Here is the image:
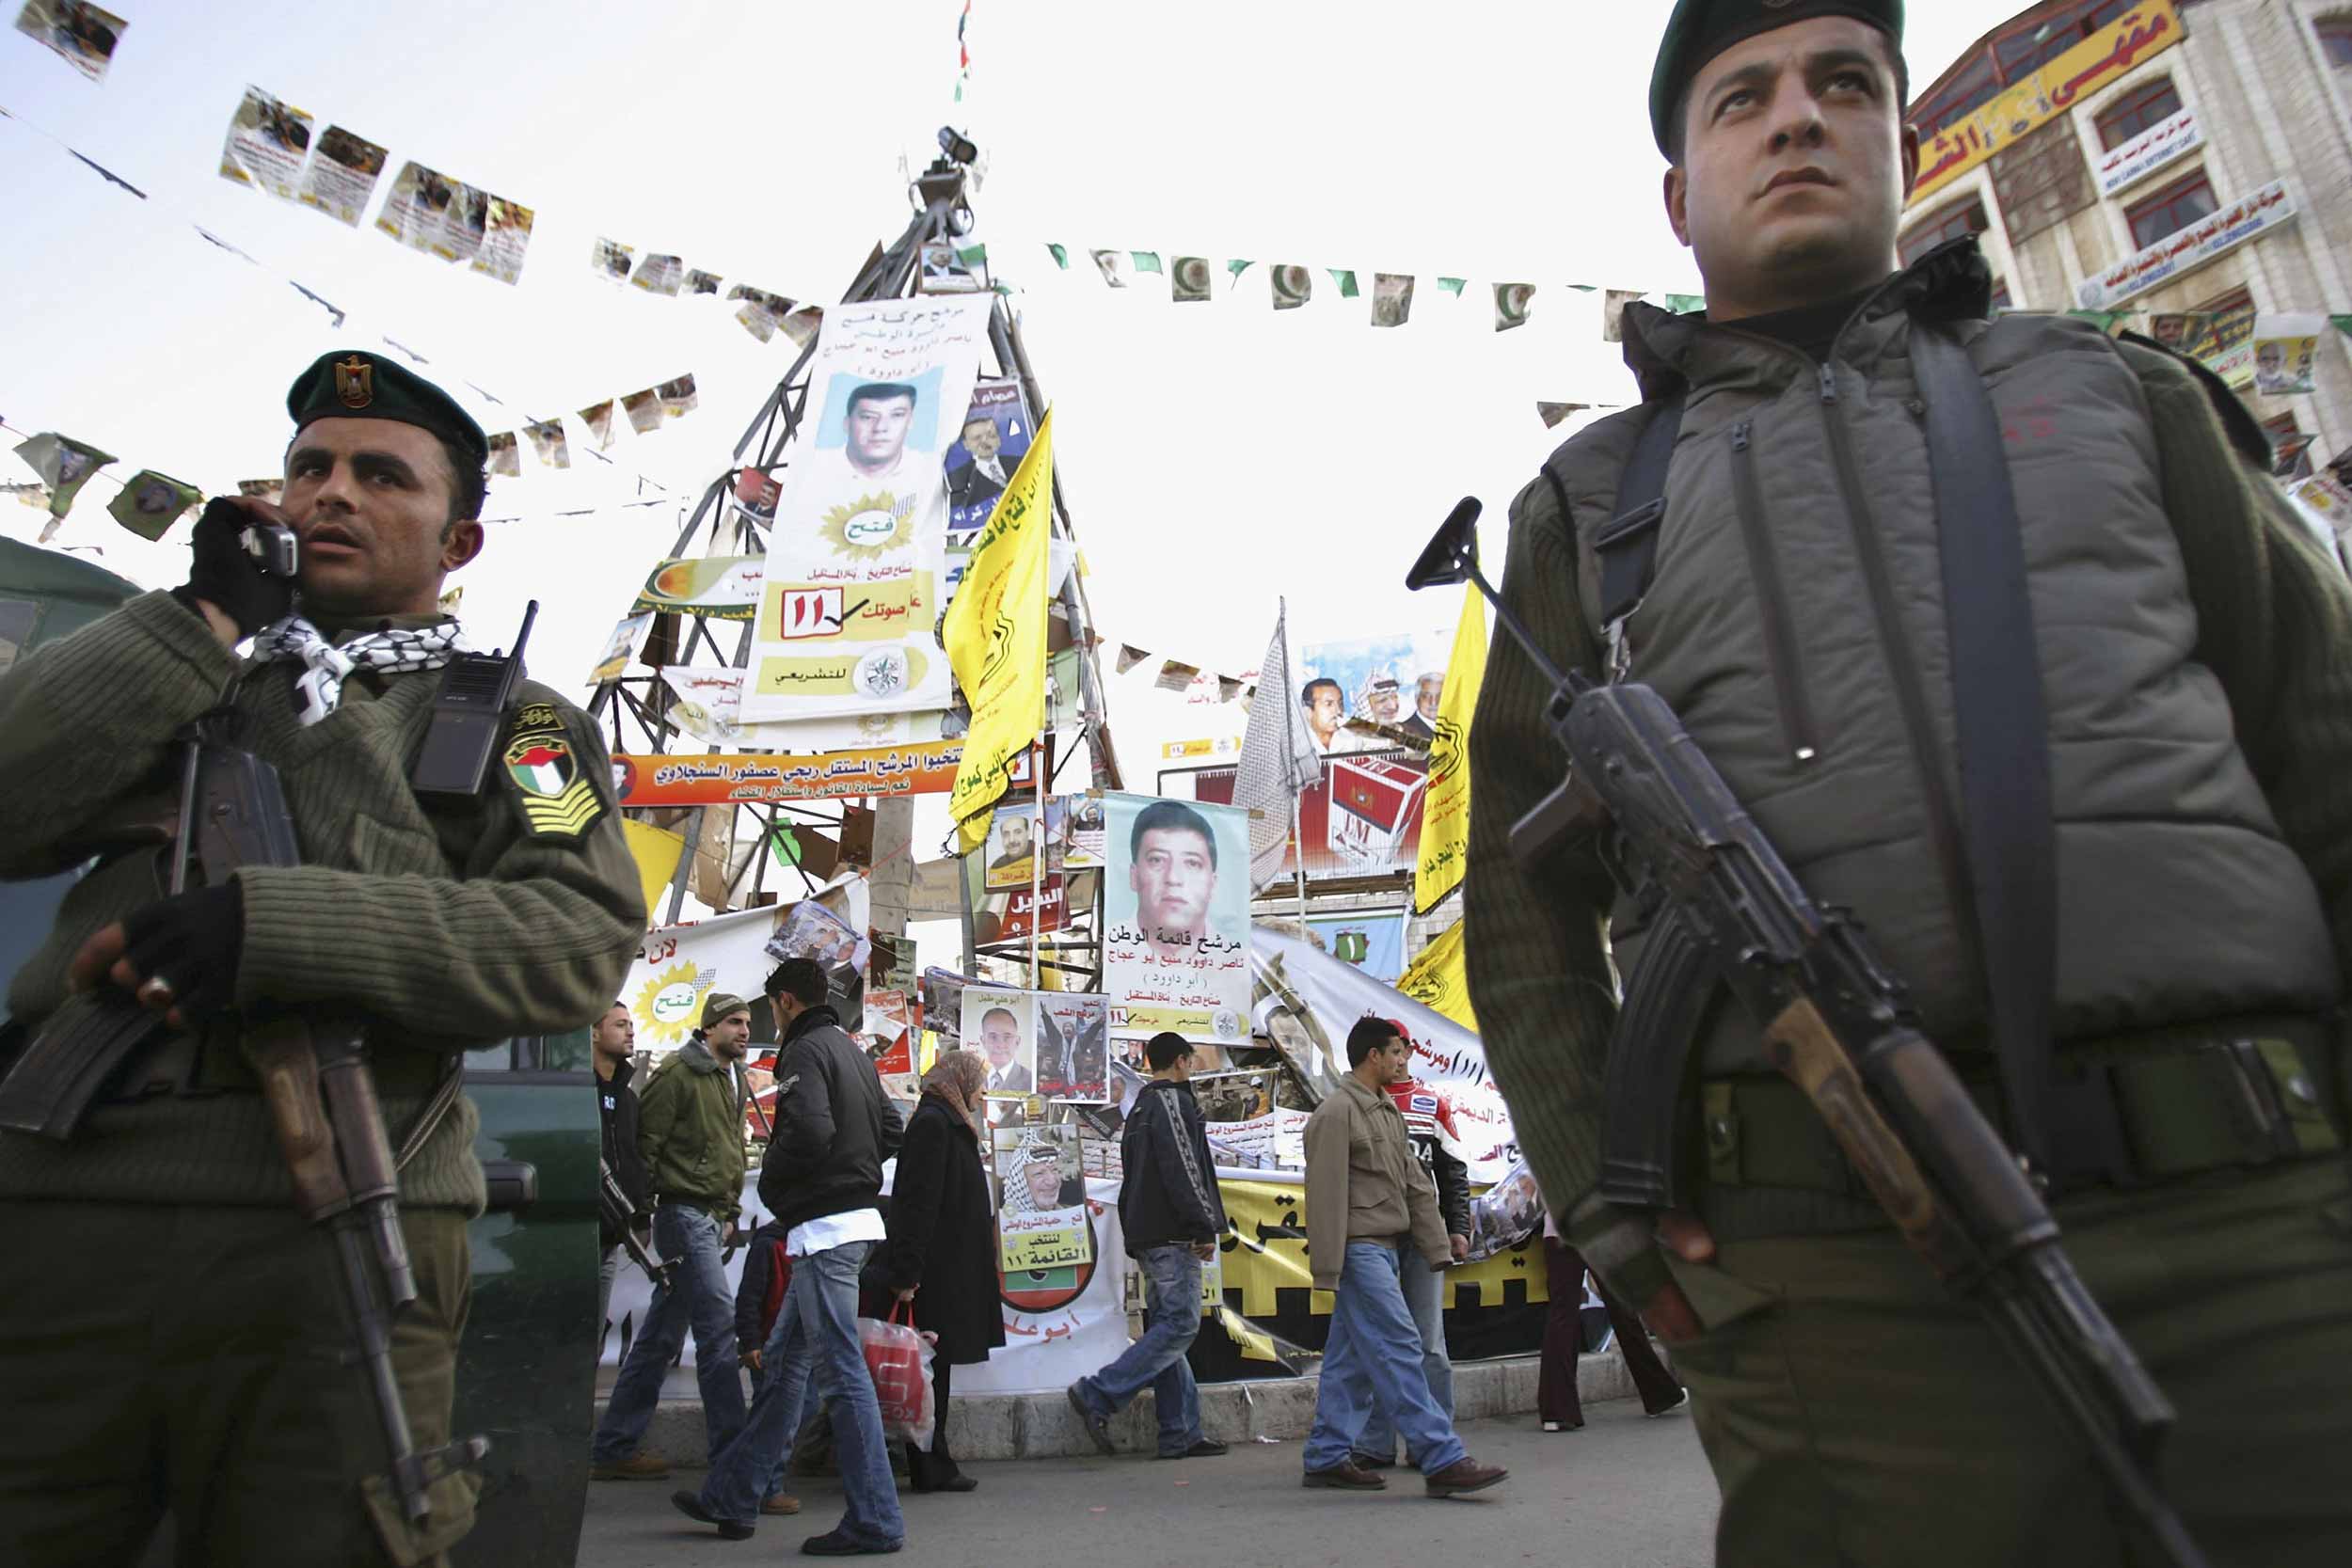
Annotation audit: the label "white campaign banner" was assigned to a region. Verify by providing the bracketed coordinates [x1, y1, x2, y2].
[599, 1169, 1131, 1401]
[741, 296, 993, 721]
[1250, 923, 1518, 1183]
[621, 907, 780, 1055]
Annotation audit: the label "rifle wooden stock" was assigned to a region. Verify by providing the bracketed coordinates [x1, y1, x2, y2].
[245, 1017, 349, 1224]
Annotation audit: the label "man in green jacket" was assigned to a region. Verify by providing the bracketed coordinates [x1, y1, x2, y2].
[590, 991, 752, 1480]
[1463, 4, 2352, 1565]
[0, 351, 644, 1567]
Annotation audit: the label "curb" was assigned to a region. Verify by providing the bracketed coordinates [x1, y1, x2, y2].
[596, 1349, 1658, 1465]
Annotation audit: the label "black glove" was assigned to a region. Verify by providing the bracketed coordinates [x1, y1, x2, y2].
[119, 882, 246, 1023]
[176, 498, 294, 637]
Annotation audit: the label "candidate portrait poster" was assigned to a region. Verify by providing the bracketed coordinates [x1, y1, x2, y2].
[1102, 793, 1250, 1045]
[961, 986, 1038, 1101]
[742, 295, 993, 721]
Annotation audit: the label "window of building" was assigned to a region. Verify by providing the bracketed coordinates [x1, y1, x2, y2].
[2124, 169, 2217, 248]
[2095, 77, 2184, 149]
[1994, 115, 2096, 243]
[1994, 1, 2137, 78]
[2319, 17, 2352, 71]
[1914, 54, 2001, 137]
[1899, 198, 1991, 268]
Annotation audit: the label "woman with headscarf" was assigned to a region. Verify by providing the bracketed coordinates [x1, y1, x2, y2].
[876, 1049, 1003, 1492]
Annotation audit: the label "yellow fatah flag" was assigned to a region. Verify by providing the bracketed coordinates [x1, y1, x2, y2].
[621, 818, 687, 926]
[1397, 921, 1478, 1033]
[1412, 587, 1487, 913]
[946, 409, 1055, 854]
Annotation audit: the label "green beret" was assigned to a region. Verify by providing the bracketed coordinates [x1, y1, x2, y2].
[285, 349, 489, 465]
[702, 991, 751, 1028]
[1650, 0, 1903, 157]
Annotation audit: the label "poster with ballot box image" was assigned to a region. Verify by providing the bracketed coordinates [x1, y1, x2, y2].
[993, 1124, 1093, 1275]
[1102, 793, 1251, 1045]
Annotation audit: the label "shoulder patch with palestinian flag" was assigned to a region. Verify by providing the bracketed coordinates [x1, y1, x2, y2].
[502, 706, 606, 839]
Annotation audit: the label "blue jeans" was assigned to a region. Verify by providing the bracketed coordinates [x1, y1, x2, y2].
[1355, 1235, 1454, 1460]
[592, 1203, 743, 1462]
[702, 1240, 902, 1545]
[1303, 1242, 1466, 1476]
[1073, 1244, 1204, 1454]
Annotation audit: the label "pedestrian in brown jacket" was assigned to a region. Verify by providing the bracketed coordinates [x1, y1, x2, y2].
[1298, 1018, 1505, 1499]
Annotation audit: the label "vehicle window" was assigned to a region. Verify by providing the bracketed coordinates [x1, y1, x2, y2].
[540, 1027, 593, 1073]
[464, 1040, 516, 1074]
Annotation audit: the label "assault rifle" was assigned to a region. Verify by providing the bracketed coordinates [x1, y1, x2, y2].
[1406, 499, 2208, 1568]
[599, 1159, 675, 1293]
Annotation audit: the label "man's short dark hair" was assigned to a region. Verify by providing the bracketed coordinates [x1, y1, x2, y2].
[1345, 1015, 1405, 1069]
[847, 381, 918, 415]
[1130, 799, 1217, 868]
[1664, 26, 1908, 166]
[1300, 677, 1341, 706]
[1145, 1031, 1193, 1071]
[766, 958, 828, 1007]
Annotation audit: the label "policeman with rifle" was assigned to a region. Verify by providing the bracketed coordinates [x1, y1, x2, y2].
[0, 353, 644, 1567]
[1455, 4, 2352, 1564]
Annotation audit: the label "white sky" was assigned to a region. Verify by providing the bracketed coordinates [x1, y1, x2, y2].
[1, 0, 2018, 940]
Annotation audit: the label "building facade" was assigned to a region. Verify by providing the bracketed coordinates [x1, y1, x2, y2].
[1901, 0, 2352, 495]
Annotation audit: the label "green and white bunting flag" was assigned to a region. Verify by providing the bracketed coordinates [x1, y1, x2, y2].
[1495, 282, 1534, 331]
[107, 469, 203, 540]
[1171, 255, 1212, 302]
[1436, 277, 1467, 297]
[1046, 242, 1069, 269]
[1089, 248, 1128, 288]
[1327, 269, 1359, 299]
[1226, 259, 1253, 279]
[1372, 273, 1414, 327]
[11, 432, 116, 520]
[1131, 250, 1164, 275]
[1272, 263, 1311, 310]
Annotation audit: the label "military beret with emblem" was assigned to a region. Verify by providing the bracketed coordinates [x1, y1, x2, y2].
[1650, 0, 1904, 157]
[285, 349, 490, 465]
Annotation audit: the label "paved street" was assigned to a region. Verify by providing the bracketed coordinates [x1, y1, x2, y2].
[576, 1402, 1719, 1567]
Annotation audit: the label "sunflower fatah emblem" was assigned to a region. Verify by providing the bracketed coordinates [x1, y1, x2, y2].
[633, 961, 711, 1050]
[818, 492, 914, 560]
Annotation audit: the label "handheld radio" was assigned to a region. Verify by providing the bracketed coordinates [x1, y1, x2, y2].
[412, 600, 538, 799]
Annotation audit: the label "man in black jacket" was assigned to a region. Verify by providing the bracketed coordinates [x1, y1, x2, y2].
[1066, 1032, 1229, 1461]
[677, 959, 905, 1555]
[594, 1002, 649, 1336]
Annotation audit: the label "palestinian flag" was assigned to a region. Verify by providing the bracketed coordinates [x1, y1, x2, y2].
[506, 736, 574, 795]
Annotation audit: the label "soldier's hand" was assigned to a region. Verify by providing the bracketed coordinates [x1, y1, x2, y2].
[182, 496, 296, 643]
[69, 883, 246, 1032]
[1569, 1196, 1715, 1344]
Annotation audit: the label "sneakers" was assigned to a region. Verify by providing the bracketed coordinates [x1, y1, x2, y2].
[670, 1489, 754, 1541]
[1348, 1450, 1399, 1470]
[802, 1528, 904, 1556]
[763, 1493, 802, 1516]
[590, 1449, 671, 1481]
[1424, 1457, 1509, 1498]
[1541, 1419, 1582, 1433]
[1302, 1461, 1387, 1490]
[1065, 1383, 1115, 1456]
[1153, 1439, 1230, 1460]
[1646, 1389, 1692, 1418]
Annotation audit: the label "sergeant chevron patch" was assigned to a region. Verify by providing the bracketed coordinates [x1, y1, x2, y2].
[520, 777, 605, 838]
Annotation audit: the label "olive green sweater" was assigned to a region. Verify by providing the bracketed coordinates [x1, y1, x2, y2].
[1464, 327, 2352, 1240]
[0, 591, 646, 1212]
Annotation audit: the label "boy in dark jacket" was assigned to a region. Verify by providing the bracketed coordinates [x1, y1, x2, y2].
[1066, 1032, 1230, 1461]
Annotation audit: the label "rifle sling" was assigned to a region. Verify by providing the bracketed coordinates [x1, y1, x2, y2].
[1911, 328, 2060, 1172]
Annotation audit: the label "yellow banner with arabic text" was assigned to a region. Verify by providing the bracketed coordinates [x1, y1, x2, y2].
[1413, 587, 1486, 914]
[1911, 1, 2179, 205]
[946, 411, 1054, 854]
[1396, 920, 1478, 1033]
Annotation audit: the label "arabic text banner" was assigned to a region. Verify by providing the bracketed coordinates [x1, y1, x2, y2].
[613, 741, 964, 806]
[742, 296, 994, 721]
[1104, 793, 1253, 1045]
[1912, 1, 2180, 205]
